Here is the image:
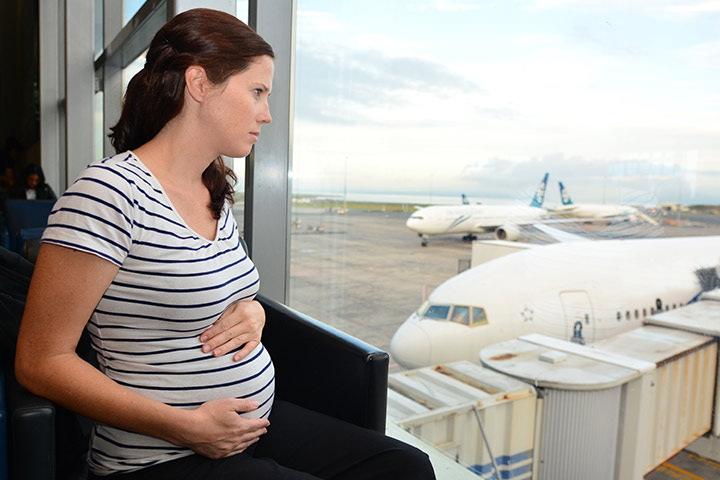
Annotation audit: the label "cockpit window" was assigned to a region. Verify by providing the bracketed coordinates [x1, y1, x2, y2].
[472, 307, 488, 326]
[410, 214, 423, 220]
[451, 306, 470, 325]
[424, 305, 450, 320]
[418, 302, 486, 325]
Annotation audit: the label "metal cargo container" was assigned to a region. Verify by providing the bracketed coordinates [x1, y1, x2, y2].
[388, 361, 537, 479]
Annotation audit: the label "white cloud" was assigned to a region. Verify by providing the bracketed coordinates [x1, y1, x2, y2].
[408, 0, 485, 12]
[296, 10, 345, 32]
[290, 1, 720, 205]
[682, 40, 720, 67]
[663, 0, 720, 16]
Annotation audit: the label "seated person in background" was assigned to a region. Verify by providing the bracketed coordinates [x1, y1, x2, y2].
[8, 164, 57, 200]
[15, 8, 435, 480]
[0, 135, 22, 189]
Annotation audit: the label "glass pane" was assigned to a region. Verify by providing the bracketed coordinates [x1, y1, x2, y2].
[450, 306, 470, 325]
[290, 1, 720, 363]
[123, 0, 145, 26]
[236, 1, 249, 23]
[121, 50, 146, 95]
[472, 307, 487, 326]
[423, 305, 450, 321]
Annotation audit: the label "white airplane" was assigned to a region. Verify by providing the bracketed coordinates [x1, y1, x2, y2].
[553, 181, 657, 225]
[389, 234, 720, 368]
[406, 173, 549, 246]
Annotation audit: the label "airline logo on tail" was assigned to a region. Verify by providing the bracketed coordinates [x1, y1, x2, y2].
[529, 173, 549, 208]
[558, 181, 573, 205]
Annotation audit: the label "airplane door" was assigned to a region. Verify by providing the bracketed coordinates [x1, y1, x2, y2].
[559, 290, 595, 344]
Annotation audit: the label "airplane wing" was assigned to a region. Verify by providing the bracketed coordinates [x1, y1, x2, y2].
[532, 223, 590, 242]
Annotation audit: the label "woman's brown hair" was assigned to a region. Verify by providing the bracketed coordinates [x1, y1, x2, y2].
[109, 8, 274, 219]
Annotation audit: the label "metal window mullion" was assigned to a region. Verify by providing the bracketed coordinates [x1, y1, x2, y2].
[246, 0, 296, 303]
[65, 0, 95, 186]
[39, 0, 64, 193]
[102, 0, 123, 157]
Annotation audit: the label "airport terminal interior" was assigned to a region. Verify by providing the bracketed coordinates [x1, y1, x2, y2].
[3, 1, 720, 479]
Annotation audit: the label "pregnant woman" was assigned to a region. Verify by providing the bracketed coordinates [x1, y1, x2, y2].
[15, 8, 435, 480]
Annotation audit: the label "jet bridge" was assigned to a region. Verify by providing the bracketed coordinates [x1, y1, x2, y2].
[389, 290, 720, 479]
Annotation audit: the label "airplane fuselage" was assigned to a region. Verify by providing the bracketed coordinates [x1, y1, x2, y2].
[390, 235, 720, 368]
[406, 204, 548, 236]
[553, 203, 639, 219]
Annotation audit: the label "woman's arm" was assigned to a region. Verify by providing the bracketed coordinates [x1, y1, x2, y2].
[15, 243, 269, 459]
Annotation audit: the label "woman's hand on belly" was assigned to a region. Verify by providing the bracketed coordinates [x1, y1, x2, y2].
[175, 397, 269, 459]
[200, 300, 265, 362]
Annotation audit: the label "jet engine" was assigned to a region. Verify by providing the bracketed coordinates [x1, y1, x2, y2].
[494, 224, 521, 241]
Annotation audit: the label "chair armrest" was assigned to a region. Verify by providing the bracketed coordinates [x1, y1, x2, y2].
[5, 371, 55, 480]
[258, 294, 388, 432]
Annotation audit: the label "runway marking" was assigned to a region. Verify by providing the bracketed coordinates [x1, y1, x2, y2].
[660, 462, 707, 480]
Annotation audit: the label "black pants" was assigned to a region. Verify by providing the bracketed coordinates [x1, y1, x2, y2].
[89, 400, 436, 480]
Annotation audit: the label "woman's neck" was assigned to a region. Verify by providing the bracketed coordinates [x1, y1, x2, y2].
[132, 118, 215, 191]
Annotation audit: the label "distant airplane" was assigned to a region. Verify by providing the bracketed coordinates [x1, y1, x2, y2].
[553, 181, 657, 225]
[389, 234, 720, 368]
[406, 173, 549, 246]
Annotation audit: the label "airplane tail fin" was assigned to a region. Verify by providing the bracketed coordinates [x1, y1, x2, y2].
[559, 181, 573, 205]
[529, 173, 549, 208]
[461, 194, 470, 205]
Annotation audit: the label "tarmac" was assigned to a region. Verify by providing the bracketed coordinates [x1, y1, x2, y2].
[286, 208, 720, 368]
[283, 206, 720, 479]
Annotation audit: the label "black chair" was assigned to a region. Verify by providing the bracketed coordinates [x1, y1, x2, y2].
[1, 248, 389, 480]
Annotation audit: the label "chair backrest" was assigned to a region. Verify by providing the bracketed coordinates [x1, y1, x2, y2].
[4, 200, 55, 232]
[3, 200, 55, 253]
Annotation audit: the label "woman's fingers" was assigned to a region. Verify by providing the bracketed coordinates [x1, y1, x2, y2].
[232, 340, 259, 362]
[200, 301, 265, 360]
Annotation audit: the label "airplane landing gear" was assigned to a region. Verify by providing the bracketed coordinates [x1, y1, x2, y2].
[420, 234, 429, 247]
[462, 234, 477, 242]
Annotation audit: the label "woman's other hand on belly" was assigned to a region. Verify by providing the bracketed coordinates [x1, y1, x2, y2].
[174, 397, 269, 459]
[200, 300, 265, 362]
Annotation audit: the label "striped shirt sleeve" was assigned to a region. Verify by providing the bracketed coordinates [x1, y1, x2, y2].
[43, 162, 135, 266]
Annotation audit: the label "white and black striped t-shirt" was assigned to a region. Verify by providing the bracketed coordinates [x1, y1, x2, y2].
[42, 152, 275, 476]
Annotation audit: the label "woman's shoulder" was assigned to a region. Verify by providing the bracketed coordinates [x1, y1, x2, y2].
[80, 151, 147, 181]
[69, 152, 157, 196]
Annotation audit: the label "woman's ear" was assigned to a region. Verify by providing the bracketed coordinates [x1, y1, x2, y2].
[185, 65, 209, 103]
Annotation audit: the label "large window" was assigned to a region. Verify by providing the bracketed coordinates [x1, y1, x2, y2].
[290, 1, 720, 358]
[46, 0, 720, 476]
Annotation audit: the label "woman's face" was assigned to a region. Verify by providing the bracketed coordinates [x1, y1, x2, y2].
[26, 173, 40, 189]
[203, 55, 274, 158]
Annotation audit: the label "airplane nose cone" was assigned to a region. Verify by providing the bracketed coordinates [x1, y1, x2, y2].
[390, 316, 431, 368]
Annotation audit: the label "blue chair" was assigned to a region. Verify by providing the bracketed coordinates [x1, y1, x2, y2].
[3, 200, 55, 254]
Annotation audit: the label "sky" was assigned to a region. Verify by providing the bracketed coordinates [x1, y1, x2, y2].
[290, 0, 720, 206]
[123, 0, 720, 206]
